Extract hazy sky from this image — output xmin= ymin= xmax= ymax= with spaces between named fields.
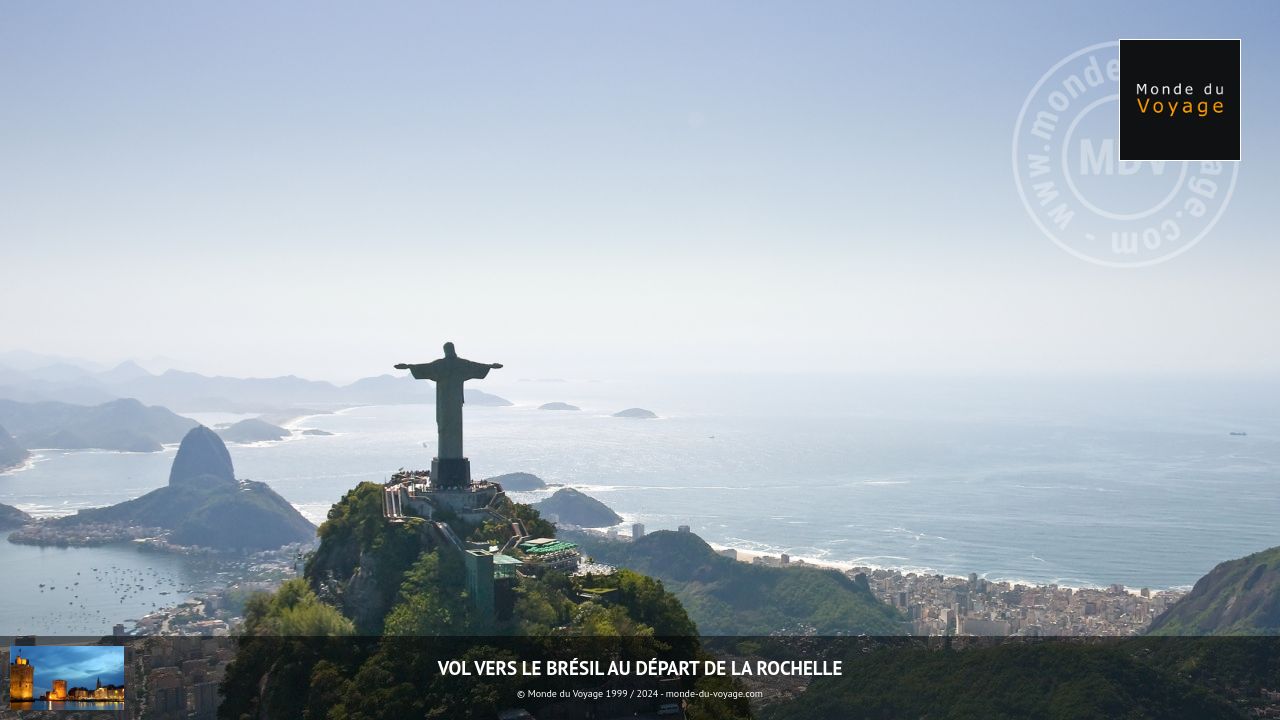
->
xmin=2 ymin=2 xmax=1277 ymax=382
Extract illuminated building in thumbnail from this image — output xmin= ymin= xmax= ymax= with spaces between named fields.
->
xmin=8 ymin=655 xmax=34 ymax=701
xmin=93 ymin=677 xmax=125 ymax=701
xmin=60 ymin=677 xmax=125 ymax=703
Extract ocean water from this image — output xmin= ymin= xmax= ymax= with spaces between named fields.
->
xmin=1 ymin=374 xmax=1278 ymax=634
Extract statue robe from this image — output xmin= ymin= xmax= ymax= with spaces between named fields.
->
xmin=402 ymin=356 xmax=494 ymax=458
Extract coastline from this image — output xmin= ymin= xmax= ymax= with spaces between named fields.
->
xmin=571 ymin=525 xmax=1186 ymax=635
xmin=0 ymin=402 xmax=1213 ymax=635
xmin=268 ymin=408 xmax=338 ymax=431
xmin=702 ymin=539 xmax=1189 ymax=597
xmin=588 ymin=499 xmax=1198 ymax=594
xmin=0 ymin=452 xmax=39 ymax=476
xmin=4 ymin=444 xmax=1198 ymax=595
xmin=595 ymin=516 xmax=1194 ymax=596
xmin=260 ymin=403 xmax=377 ymax=438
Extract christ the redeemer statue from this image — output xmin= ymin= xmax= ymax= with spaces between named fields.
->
xmin=395 ymin=342 xmax=502 ymax=488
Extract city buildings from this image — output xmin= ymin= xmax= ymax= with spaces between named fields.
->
xmin=860 ymin=567 xmax=1185 ymax=636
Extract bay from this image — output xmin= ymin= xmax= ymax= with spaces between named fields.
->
xmin=1 ymin=373 xmax=1277 ymax=635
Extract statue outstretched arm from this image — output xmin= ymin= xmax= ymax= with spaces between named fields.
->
xmin=395 ymin=362 xmax=438 ymax=380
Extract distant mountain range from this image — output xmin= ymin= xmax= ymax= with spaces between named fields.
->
xmin=0 ymin=398 xmax=197 ymax=452
xmin=0 ymin=353 xmax=513 ymax=452
xmin=1148 ymin=544 xmax=1280 ymax=635
xmin=19 ymin=426 xmax=315 ymax=552
xmin=0 ymin=353 xmax=511 ymax=412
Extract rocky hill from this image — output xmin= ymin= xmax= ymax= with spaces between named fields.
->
xmin=216 ymin=418 xmax=291 ymax=443
xmin=18 ymin=426 xmax=314 ymax=552
xmin=0 ymin=423 xmax=28 ymax=470
xmin=0 ymin=503 xmax=31 ymax=530
xmin=613 ymin=407 xmax=657 ymax=418
xmin=1148 ymin=544 xmax=1280 ymax=635
xmin=303 ymin=482 xmax=429 ymax=633
xmin=169 ymin=425 xmax=237 ymax=488
xmin=535 ymin=488 xmax=621 ymax=527
xmin=539 ymin=401 xmax=580 ymax=411
xmin=488 ymin=471 xmax=547 ymax=490
xmin=216 ymin=478 xmax=742 ymax=720
xmin=571 ymin=529 xmax=904 ymax=635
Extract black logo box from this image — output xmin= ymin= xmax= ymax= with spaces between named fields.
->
xmin=1119 ymin=39 xmax=1240 ymax=161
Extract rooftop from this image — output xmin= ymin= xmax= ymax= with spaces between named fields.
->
xmin=520 ymin=540 xmax=579 ymax=555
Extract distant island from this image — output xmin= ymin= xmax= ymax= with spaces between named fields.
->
xmin=488 ymin=471 xmax=547 ymax=491
xmin=0 ymin=502 xmax=31 ymax=530
xmin=613 ymin=407 xmax=658 ymax=419
xmin=538 ymin=401 xmax=581 ymax=411
xmin=8 ymin=426 xmax=315 ymax=552
xmin=301 ymin=428 xmax=334 ymax=436
xmin=0 ymin=397 xmax=195 ymax=452
xmin=535 ymin=488 xmax=622 ymax=527
xmin=0 ymin=423 xmax=29 ymax=470
xmin=216 ymin=418 xmax=291 ymax=443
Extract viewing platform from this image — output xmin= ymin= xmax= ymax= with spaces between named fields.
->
xmin=382 ymin=468 xmax=507 ymax=525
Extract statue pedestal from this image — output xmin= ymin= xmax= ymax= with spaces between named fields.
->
xmin=431 ymin=457 xmax=471 ymax=489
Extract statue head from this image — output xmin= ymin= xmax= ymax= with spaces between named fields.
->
xmin=443 ymin=342 xmax=457 ymax=358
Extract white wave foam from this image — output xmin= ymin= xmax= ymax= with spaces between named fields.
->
xmin=292 ymin=502 xmax=335 ymax=525
xmin=0 ymin=452 xmax=44 ymax=476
